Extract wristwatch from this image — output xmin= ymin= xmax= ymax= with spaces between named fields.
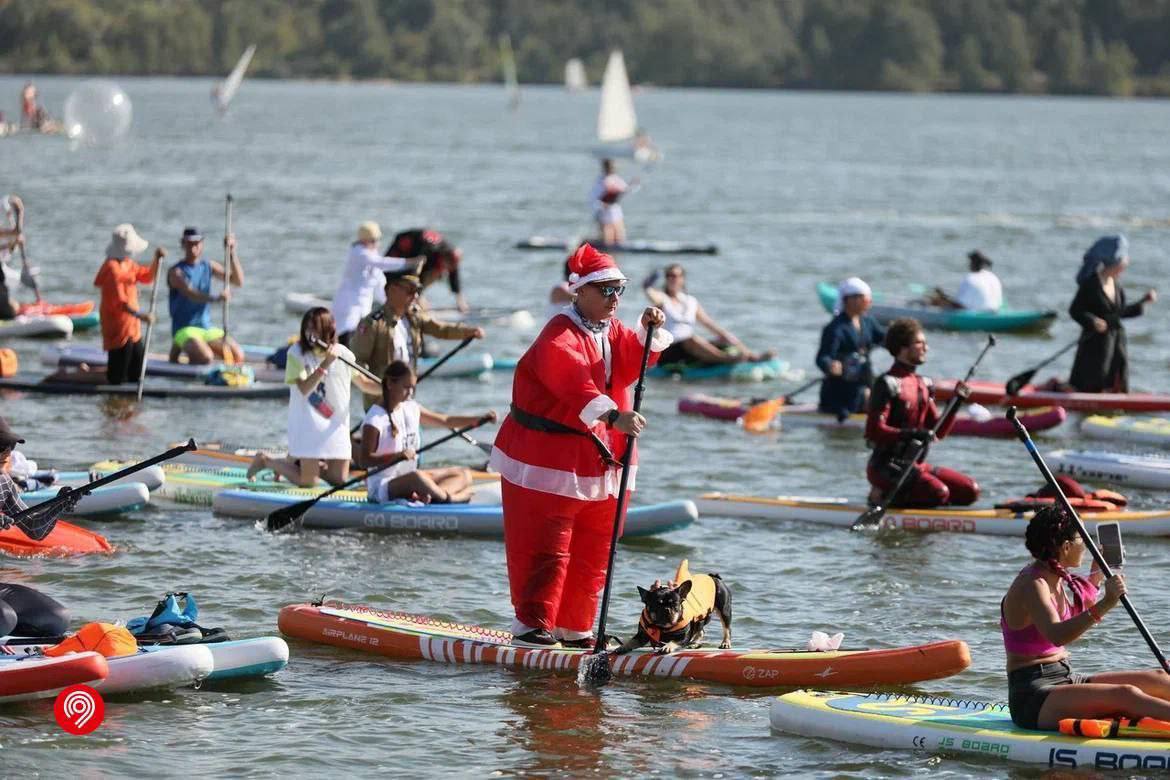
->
xmin=605 ymin=409 xmax=621 ymax=427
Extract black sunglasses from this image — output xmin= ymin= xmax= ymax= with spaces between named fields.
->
xmin=591 ymin=283 xmax=626 ymax=298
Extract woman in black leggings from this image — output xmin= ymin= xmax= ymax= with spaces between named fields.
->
xmin=0 ymin=582 xmax=68 ymax=637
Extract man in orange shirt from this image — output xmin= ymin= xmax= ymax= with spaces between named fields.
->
xmin=94 ymin=224 xmax=165 ymax=384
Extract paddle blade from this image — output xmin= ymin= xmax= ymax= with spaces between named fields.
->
xmin=741 ymin=399 xmax=783 ymax=433
xmin=577 ymin=650 xmax=613 ymax=687
xmin=265 ymin=498 xmax=316 ymax=532
xmin=1004 ymin=372 xmax=1032 ymax=397
xmin=850 ymin=505 xmax=886 ymax=531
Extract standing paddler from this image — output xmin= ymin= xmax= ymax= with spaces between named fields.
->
xmin=488 ymin=243 xmax=670 ymax=648
xmin=864 ymin=318 xmax=978 ymax=508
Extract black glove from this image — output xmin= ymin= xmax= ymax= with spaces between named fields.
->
xmin=56 ymin=486 xmax=83 ymax=514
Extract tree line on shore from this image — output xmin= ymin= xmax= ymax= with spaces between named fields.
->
xmin=2 ymin=0 xmax=1170 ymax=97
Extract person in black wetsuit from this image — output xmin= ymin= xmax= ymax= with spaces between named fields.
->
xmin=385 ymin=229 xmax=467 ymax=313
xmin=816 ymin=277 xmax=885 ymax=419
xmin=0 ymin=416 xmax=72 ymax=637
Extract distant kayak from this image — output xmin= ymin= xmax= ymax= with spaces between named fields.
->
xmin=1049 ymin=449 xmax=1170 ymax=491
xmin=0 ymin=314 xmax=72 ymax=339
xmin=0 ymin=376 xmax=287 ymax=399
xmin=0 ymin=520 xmax=112 ymax=557
xmin=215 ymin=488 xmax=696 ymax=539
xmin=696 ymin=493 xmax=1170 ymax=536
xmin=814 ymin=281 xmax=1056 ymax=332
xmin=280 ymin=603 xmax=970 ymax=688
xmin=649 ymin=357 xmax=788 ymax=382
xmin=1082 ymin=414 xmax=1170 ymax=447
xmin=516 ymin=236 xmax=718 ymax=255
xmin=770 ymin=689 xmax=1170 ymax=768
xmin=935 ymin=379 xmax=1170 ymax=413
xmin=678 ymin=394 xmax=1066 ymax=437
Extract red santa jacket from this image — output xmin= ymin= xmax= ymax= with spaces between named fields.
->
xmin=490 ymin=312 xmax=666 ymax=500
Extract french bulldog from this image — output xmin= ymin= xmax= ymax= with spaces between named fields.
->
xmin=617 ymin=559 xmax=731 ymax=655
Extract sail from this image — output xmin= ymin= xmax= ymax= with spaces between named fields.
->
xmin=216 ymin=44 xmax=256 ymax=113
xmin=499 ymin=34 xmax=520 ymax=109
xmin=597 ymin=50 xmax=636 ymax=143
xmin=564 ymin=58 xmax=587 ymax=91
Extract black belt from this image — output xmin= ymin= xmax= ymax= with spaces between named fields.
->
xmin=509 ymin=405 xmax=620 ymax=467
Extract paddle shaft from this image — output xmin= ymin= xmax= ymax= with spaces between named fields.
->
xmin=223 ymin=194 xmax=233 ymax=343
xmin=16 ymin=241 xmax=41 ymax=301
xmin=1005 ymin=337 xmax=1081 ymax=395
xmin=135 ymin=256 xmax=164 ymax=402
xmin=783 ymin=376 xmax=821 ymax=404
xmin=268 ymin=417 xmax=491 ymax=529
xmin=12 ymin=439 xmax=196 ymax=521
xmin=592 ymin=324 xmax=656 ymax=655
xmin=1008 ymin=407 xmax=1170 ymax=674
xmin=417 ymin=336 xmax=474 ymax=382
xmin=854 ymin=335 xmax=995 ymax=529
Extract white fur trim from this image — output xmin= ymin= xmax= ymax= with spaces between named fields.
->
xmin=489 ymin=447 xmax=635 ymax=500
xmin=579 ymin=394 xmax=618 ymax=427
xmin=636 ymin=322 xmax=674 ymax=352
xmin=566 ymin=266 xmax=628 ymax=292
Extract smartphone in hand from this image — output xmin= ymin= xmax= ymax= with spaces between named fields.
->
xmin=1096 ymin=522 xmax=1125 ymax=569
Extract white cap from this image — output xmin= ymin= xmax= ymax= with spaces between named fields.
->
xmin=834 ymin=276 xmax=871 ymax=314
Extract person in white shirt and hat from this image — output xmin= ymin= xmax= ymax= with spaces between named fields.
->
xmin=331 ymin=221 xmax=422 ymax=346
xmin=930 ymin=251 xmax=1004 ymax=312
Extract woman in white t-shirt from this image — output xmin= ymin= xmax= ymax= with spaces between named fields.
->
xmin=247 ymin=307 xmax=381 ymax=487
xmin=643 ymin=263 xmax=774 ymax=365
xmin=360 ymin=360 xmax=497 ymax=503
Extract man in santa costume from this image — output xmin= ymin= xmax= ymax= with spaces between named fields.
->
xmin=489 ymin=243 xmax=670 ymax=647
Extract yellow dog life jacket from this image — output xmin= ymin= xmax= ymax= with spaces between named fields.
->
xmin=638 ymin=559 xmax=717 ymax=644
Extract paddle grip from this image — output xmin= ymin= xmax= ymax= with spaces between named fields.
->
xmin=1008 ymin=408 xmax=1170 ymax=675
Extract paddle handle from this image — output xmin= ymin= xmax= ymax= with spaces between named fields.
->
xmin=1007 ymin=406 xmax=1170 ymax=674
xmin=136 ymin=259 xmax=164 ymax=402
xmin=417 ymin=336 xmax=474 ymax=382
xmin=310 ymin=337 xmax=380 ymax=383
xmin=12 ymin=439 xmax=197 ymax=521
xmin=593 ymin=324 xmax=656 ymax=652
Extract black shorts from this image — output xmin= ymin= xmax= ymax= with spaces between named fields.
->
xmin=107 ymin=338 xmax=146 ymax=384
xmin=1008 ymin=659 xmax=1092 ymax=730
xmin=658 ymin=340 xmax=692 ymax=366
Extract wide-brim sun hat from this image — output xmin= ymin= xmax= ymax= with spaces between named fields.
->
xmin=106 ymin=223 xmax=149 ymax=258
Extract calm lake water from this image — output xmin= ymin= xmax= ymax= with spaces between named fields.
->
xmin=2 ymin=76 xmax=1170 ymax=777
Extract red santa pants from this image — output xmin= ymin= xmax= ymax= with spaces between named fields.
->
xmin=502 ymin=480 xmax=625 ymax=634
xmin=867 ymin=461 xmax=980 ymax=508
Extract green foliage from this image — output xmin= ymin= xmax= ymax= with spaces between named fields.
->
xmin=0 ymin=0 xmax=1167 ymax=95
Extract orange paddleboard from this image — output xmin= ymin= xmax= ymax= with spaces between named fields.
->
xmin=0 ymin=520 xmax=113 ymax=557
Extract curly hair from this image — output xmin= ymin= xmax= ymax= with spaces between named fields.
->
xmin=884 ymin=317 xmax=923 ymax=357
xmin=1024 ymin=506 xmax=1079 ymax=561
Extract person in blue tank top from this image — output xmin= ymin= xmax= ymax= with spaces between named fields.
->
xmin=167 ymin=226 xmax=244 ymax=364
xmin=816 ymin=277 xmax=885 ymax=420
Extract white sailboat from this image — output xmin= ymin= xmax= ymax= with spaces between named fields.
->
xmin=593 ymin=50 xmax=660 ymax=163
xmin=564 ymin=58 xmax=588 ymax=91
xmin=214 ymin=44 xmax=256 ymax=115
xmin=499 ymin=34 xmax=520 ymax=111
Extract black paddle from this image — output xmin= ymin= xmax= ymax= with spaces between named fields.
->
xmin=852 ymin=334 xmax=996 ymax=530
xmin=579 ymin=324 xmax=656 ymax=687
xmin=1007 ymin=406 xmax=1170 ymax=674
xmin=417 ymin=336 xmax=475 ymax=382
xmin=12 ymin=440 xmax=196 ymax=540
xmin=266 ymin=416 xmax=493 ymax=532
xmin=1005 ymin=338 xmax=1081 ymax=396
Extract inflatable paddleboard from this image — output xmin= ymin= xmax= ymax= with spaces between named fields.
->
xmin=935 ymin=379 xmax=1170 ymax=413
xmin=650 ymin=358 xmax=788 ymax=382
xmin=0 ymin=376 xmax=286 ymax=399
xmin=215 ymin=489 xmax=696 ymax=538
xmin=17 ymin=301 xmax=94 ymax=318
xmin=679 ymin=395 xmax=1066 ymax=437
xmin=516 ymin=236 xmax=718 ymax=255
xmin=0 ymin=314 xmax=73 ymax=339
xmin=75 ymin=462 xmax=166 ymax=492
xmin=770 ymin=690 xmax=1170 ymax=769
xmin=696 ymin=493 xmax=1170 ymax=536
xmin=0 ymin=651 xmax=109 ymax=703
xmin=0 ymin=520 xmax=113 ymax=557
xmin=1082 ymin=415 xmax=1170 ymax=447
xmin=279 ymin=603 xmax=969 ymax=687
xmin=23 ymin=482 xmax=151 ymax=518
xmin=0 ymin=644 xmax=213 ymax=694
xmin=42 ymin=345 xmax=284 ymax=383
xmin=815 ymin=281 xmax=1056 ymax=333
xmin=142 ymin=637 xmax=289 ymax=682
xmin=1049 ymin=449 xmax=1170 ymax=490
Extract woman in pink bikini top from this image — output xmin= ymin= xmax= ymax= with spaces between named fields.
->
xmin=1000 ymin=506 xmax=1170 ymax=731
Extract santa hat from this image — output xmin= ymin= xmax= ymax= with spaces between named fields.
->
xmin=566 ymin=243 xmax=627 ymax=292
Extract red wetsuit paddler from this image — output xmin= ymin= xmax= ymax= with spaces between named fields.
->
xmin=864 ymin=318 xmax=979 ymax=508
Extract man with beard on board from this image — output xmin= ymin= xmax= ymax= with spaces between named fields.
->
xmin=864 ymin=317 xmax=978 ymax=509
xmin=489 ymin=243 xmax=670 ymax=648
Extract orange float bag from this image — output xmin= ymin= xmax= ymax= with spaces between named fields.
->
xmin=0 ymin=348 xmax=16 ymax=377
xmin=43 ymin=622 xmax=138 ymax=658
